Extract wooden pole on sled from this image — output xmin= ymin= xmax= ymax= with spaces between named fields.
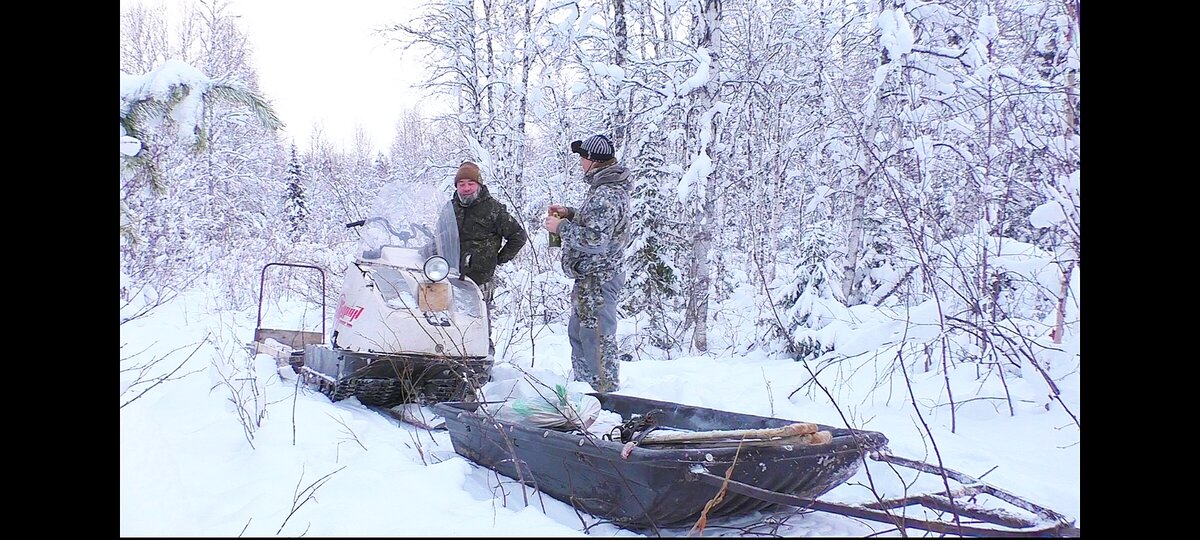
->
xmin=638 ymin=422 xmax=833 ymax=446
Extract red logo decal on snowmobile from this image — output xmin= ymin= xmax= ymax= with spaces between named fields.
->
xmin=337 ymin=301 xmax=364 ymax=327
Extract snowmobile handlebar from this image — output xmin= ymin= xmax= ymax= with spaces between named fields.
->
xmin=346 ymin=217 xmax=428 ymax=243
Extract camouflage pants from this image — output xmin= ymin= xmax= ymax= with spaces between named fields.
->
xmin=569 ymin=270 xmax=625 ymax=392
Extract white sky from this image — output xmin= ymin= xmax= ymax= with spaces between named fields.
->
xmin=121 ymin=0 xmax=443 ymax=152
xmin=119 ymin=279 xmax=1081 ymax=536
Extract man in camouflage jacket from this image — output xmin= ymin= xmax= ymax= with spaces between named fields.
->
xmin=544 ymin=134 xmax=632 ymax=392
xmin=449 ymin=161 xmax=528 ymax=352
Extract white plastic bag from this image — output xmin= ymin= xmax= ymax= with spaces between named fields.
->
xmin=481 ymin=370 xmax=601 ymax=431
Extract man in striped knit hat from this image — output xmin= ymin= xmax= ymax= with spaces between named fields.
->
xmin=544 ymin=134 xmax=632 ymax=392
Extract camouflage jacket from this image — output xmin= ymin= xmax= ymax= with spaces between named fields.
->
xmin=453 ymin=184 xmax=527 ymax=286
xmin=559 ymin=163 xmax=632 ymax=283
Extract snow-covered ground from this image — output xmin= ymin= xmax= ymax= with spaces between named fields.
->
xmin=120 ymin=288 xmax=1080 ymax=536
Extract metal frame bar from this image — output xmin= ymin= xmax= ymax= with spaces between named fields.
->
xmin=256 ymin=263 xmax=327 ymax=339
xmin=692 ymin=451 xmax=1080 ymax=537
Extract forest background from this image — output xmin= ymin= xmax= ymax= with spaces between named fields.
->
xmin=119 ymin=0 xmax=1080 ymax=523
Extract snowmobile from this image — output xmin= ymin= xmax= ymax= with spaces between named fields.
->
xmin=250 ymin=181 xmax=492 ymax=407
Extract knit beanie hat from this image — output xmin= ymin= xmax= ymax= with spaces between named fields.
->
xmin=570 ymin=134 xmax=615 ymax=162
xmin=455 ymin=161 xmax=483 ymax=184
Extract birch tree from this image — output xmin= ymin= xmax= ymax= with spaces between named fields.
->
xmin=678 ymin=0 xmax=725 ymax=353
xmin=383 ymin=0 xmax=485 ymax=143
xmin=120 ymin=2 xmax=171 ymax=74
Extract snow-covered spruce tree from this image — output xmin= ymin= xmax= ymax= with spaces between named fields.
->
xmin=283 ymin=144 xmax=308 ymax=240
xmin=623 ymin=125 xmax=681 ymax=350
xmin=373 ymin=152 xmax=390 ymax=178
xmin=775 ymin=217 xmax=846 ymax=361
xmin=858 ymin=207 xmax=913 ymax=307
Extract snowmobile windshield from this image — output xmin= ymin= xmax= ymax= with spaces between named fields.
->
xmin=356 ymin=180 xmax=461 ymax=275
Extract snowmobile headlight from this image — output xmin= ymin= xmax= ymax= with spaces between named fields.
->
xmin=423 ymin=256 xmax=450 ymax=282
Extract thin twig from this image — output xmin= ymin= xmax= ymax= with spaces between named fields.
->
xmin=276 ymin=465 xmax=346 ymax=535
xmin=120 ymin=340 xmax=208 ymax=409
